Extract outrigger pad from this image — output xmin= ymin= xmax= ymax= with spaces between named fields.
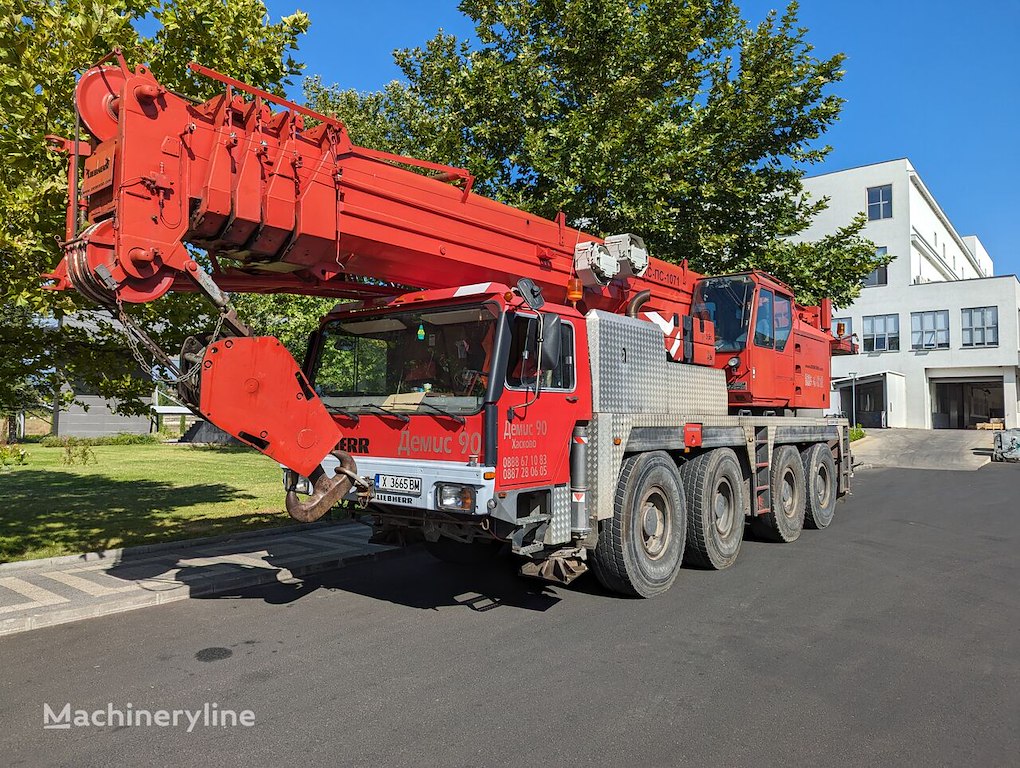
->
xmin=197 ymin=335 xmax=343 ymax=478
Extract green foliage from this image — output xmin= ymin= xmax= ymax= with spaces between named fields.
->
xmin=0 ymin=0 xmax=309 ymax=417
xmin=41 ymin=432 xmax=159 ymax=447
xmin=0 ymin=444 xmax=29 ymax=468
xmin=61 ymin=437 xmax=97 ymax=465
xmin=308 ymin=0 xmax=880 ymax=304
xmin=849 ymin=424 xmax=865 ymax=442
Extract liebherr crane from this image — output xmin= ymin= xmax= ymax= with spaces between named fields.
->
xmin=45 ymin=54 xmax=853 ymax=596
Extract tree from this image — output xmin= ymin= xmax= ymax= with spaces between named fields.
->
xmin=0 ymin=0 xmax=310 ymax=422
xmin=308 ymin=0 xmax=888 ymax=308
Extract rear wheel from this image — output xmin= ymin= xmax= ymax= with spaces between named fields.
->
xmin=750 ymin=445 xmax=805 ymax=543
xmin=592 ymin=451 xmax=686 ymax=597
xmin=801 ymin=443 xmax=837 ymax=529
xmin=680 ymin=448 xmax=745 ymax=569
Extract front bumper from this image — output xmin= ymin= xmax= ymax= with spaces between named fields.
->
xmin=286 ymin=456 xmax=496 ymax=515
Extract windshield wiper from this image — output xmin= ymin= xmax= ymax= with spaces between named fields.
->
xmin=323 ymin=405 xmax=360 ymax=423
xmin=361 ymin=403 xmax=411 ymax=423
xmin=414 ymin=400 xmax=466 ymax=425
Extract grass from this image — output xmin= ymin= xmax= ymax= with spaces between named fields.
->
xmin=0 ymin=443 xmax=295 ymax=563
xmin=850 ymin=424 xmax=866 ymax=441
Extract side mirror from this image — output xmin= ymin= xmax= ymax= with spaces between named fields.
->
xmin=538 ymin=313 xmax=561 ymax=370
xmin=517 ymin=278 xmax=545 ymax=310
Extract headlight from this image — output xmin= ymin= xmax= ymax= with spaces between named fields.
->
xmin=727 ymin=356 xmax=741 ymax=368
xmin=436 ymin=483 xmax=477 ymax=512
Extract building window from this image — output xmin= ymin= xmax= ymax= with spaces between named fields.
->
xmin=867 ymin=184 xmax=893 ymax=220
xmin=832 ymin=316 xmax=852 ymax=339
xmin=863 ymin=314 xmax=899 ymax=352
xmin=910 ymin=310 xmax=949 ymax=350
xmin=862 ymin=247 xmax=888 ymax=287
xmin=961 ymin=306 xmax=998 ymax=347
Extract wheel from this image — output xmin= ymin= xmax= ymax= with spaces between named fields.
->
xmin=424 ymin=538 xmax=497 ymax=565
xmin=680 ymin=448 xmax=745 ymax=569
xmin=591 ymin=451 xmax=686 ymax=597
xmin=749 ymin=445 xmax=805 ymax=543
xmin=801 ymin=443 xmax=837 ymax=529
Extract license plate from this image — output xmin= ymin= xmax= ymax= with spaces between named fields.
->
xmin=374 ymin=473 xmax=422 ymax=496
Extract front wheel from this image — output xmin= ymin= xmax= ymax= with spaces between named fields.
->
xmin=591 ymin=451 xmax=687 ymax=598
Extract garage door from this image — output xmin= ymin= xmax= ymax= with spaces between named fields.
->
xmin=932 ymin=378 xmax=1004 ymax=429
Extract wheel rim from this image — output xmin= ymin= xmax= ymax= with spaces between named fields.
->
xmin=781 ymin=468 xmax=798 ymax=518
xmin=640 ymin=488 xmax=671 ymax=560
xmin=814 ymin=462 xmax=832 ymax=509
xmin=713 ymin=477 xmax=736 ymax=536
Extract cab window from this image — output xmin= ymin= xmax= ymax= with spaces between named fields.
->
xmin=506 ymin=315 xmax=575 ymax=390
xmin=774 ymin=294 xmax=793 ymax=352
xmin=754 ymin=289 xmax=775 ymax=349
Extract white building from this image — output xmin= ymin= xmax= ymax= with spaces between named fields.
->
xmin=796 ymin=158 xmax=1020 ymax=429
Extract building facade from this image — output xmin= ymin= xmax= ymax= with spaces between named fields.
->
xmin=796 ymin=159 xmax=1019 ymax=429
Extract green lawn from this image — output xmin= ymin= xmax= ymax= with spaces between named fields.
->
xmin=0 ymin=444 xmax=295 ymax=563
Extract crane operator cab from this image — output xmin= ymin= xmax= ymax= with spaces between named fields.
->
xmin=692 ymin=272 xmax=797 ymax=412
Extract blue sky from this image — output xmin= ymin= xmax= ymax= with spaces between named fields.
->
xmin=266 ymin=0 xmax=1019 ymax=275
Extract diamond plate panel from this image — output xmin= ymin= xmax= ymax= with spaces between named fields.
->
xmin=586 ymin=311 xmax=727 ymax=415
xmin=545 ymin=485 xmax=571 ymax=545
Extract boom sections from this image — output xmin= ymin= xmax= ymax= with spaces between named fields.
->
xmin=46 ymin=56 xmax=698 ymax=315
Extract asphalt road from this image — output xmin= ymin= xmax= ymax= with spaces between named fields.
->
xmin=3 ymin=464 xmax=1018 ymax=767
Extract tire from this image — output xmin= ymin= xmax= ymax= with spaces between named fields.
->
xmin=749 ymin=445 xmax=805 ymax=543
xmin=801 ymin=443 xmax=837 ymax=529
xmin=680 ymin=448 xmax=745 ymax=569
xmin=591 ymin=451 xmax=686 ymax=598
xmin=424 ymin=538 xmax=497 ymax=565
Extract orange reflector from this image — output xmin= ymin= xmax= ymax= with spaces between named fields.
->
xmin=613 ymin=437 xmax=622 ymax=445
xmin=483 ymin=471 xmax=495 ymax=480
xmin=504 ymin=291 xmax=514 ymax=302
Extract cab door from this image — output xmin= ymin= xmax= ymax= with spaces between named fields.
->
xmin=772 ymin=292 xmax=796 ymax=406
xmin=751 ymin=287 xmax=796 ymax=409
xmin=751 ymin=287 xmax=776 ymax=401
xmin=497 ymin=312 xmax=585 ymax=488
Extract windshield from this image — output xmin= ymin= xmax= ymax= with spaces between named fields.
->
xmin=311 ymin=303 xmax=499 ymax=415
xmin=692 ymin=275 xmax=756 ymax=353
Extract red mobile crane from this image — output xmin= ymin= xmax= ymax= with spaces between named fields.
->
xmin=45 ymin=54 xmax=853 ymax=596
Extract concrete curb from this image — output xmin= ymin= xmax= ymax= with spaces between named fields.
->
xmin=0 ymin=518 xmax=353 ymax=574
xmin=0 ymin=543 xmax=414 ymax=637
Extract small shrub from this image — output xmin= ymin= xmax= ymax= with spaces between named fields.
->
xmin=0 ymin=444 xmax=29 ymax=469
xmin=41 ymin=432 xmax=159 ymax=448
xmin=849 ymin=424 xmax=865 ymax=442
xmin=61 ymin=437 xmax=97 ymax=466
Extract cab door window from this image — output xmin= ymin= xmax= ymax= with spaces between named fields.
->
xmin=754 ymin=289 xmax=775 ymax=349
xmin=774 ymin=294 xmax=793 ymax=351
xmin=506 ymin=315 xmax=575 ymax=390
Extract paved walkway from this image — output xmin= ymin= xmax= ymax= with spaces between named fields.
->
xmin=0 ymin=522 xmax=396 ymax=637
xmin=853 ymin=428 xmax=995 ymax=471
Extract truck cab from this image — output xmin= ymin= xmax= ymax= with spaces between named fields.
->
xmin=293 ymin=283 xmax=591 ymax=549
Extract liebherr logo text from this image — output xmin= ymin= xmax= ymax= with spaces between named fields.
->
xmin=503 ymin=419 xmax=547 ymax=450
xmin=85 ymin=157 xmax=110 ymax=178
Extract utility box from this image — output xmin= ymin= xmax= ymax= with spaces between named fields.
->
xmin=991 ymin=429 xmax=1020 ymax=462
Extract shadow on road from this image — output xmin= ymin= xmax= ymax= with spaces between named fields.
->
xmin=204 ymin=548 xmax=565 ymax=613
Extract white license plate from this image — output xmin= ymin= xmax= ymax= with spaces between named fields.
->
xmin=374 ymin=473 xmax=422 ymax=496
